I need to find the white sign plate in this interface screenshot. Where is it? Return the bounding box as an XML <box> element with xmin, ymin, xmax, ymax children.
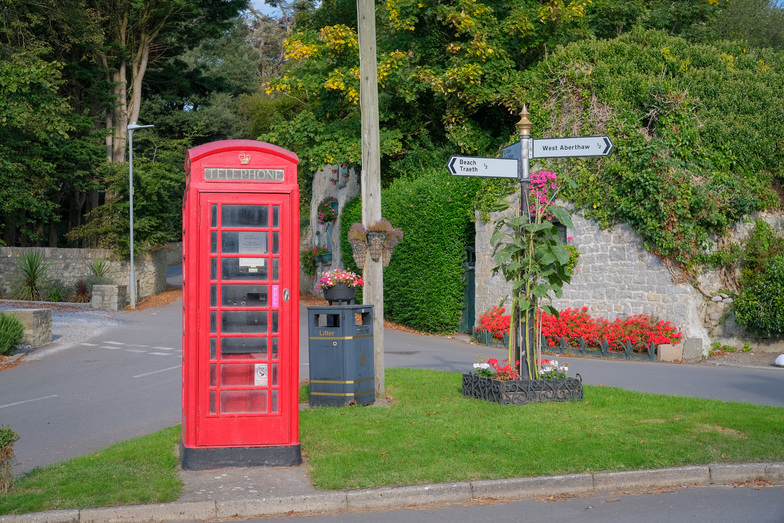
<box><xmin>532</xmin><ymin>136</ymin><xmax>613</xmax><ymax>158</ymax></box>
<box><xmin>254</xmin><ymin>363</ymin><xmax>268</xmax><ymax>386</ymax></box>
<box><xmin>447</xmin><ymin>156</ymin><xmax>519</xmax><ymax>179</ymax></box>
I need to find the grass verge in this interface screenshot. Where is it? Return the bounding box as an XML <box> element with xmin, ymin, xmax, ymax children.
<box><xmin>300</xmin><ymin>368</ymin><xmax>784</xmax><ymax>490</ymax></box>
<box><xmin>0</xmin><ymin>426</ymin><xmax>182</xmax><ymax>515</ymax></box>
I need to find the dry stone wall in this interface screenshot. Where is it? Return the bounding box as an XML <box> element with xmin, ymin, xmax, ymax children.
<box><xmin>0</xmin><ymin>243</ymin><xmax>181</xmax><ymax>302</ymax></box>
<box><xmin>475</xmin><ymin>194</ymin><xmax>711</xmax><ymax>354</ymax></box>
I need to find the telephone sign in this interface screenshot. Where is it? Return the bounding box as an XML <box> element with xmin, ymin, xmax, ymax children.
<box><xmin>181</xmin><ymin>140</ymin><xmax>301</xmax><ymax>469</ymax></box>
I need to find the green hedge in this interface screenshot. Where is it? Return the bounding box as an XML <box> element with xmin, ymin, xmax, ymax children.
<box><xmin>734</xmin><ymin>255</ymin><xmax>784</xmax><ymax>337</ymax></box>
<box><xmin>340</xmin><ymin>168</ymin><xmax>480</xmax><ymax>333</ymax></box>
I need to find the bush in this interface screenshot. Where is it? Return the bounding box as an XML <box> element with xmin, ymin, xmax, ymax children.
<box><xmin>734</xmin><ymin>255</ymin><xmax>784</xmax><ymax>337</ymax></box>
<box><xmin>339</xmin><ymin>167</ymin><xmax>480</xmax><ymax>333</ymax></box>
<box><xmin>0</xmin><ymin>312</ymin><xmax>24</xmax><ymax>356</ymax></box>
<box><xmin>0</xmin><ymin>426</ymin><xmax>19</xmax><ymax>494</ymax></box>
<box><xmin>381</xmin><ymin>167</ymin><xmax>480</xmax><ymax>333</ymax></box>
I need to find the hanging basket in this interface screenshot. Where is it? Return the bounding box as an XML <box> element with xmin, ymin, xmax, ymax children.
<box><xmin>349</xmin><ymin>239</ymin><xmax>367</xmax><ymax>269</ymax></box>
<box><xmin>366</xmin><ymin>231</ymin><xmax>386</xmax><ymax>262</ymax></box>
<box><xmin>382</xmin><ymin>248</ymin><xmax>392</xmax><ymax>267</ymax></box>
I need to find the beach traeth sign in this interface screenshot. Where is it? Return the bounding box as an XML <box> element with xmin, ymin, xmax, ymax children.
<box><xmin>446</xmin><ymin>155</ymin><xmax>519</xmax><ymax>179</ymax></box>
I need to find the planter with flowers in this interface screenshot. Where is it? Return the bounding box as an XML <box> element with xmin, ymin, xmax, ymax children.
<box><xmin>317</xmin><ymin>197</ymin><xmax>338</xmax><ymax>225</ymax></box>
<box><xmin>474</xmin><ymin>305</ymin><xmax>510</xmax><ymax>347</ymax></box>
<box><xmin>315</xmin><ymin>268</ymin><xmax>364</xmax><ymax>305</ymax></box>
<box><xmin>301</xmin><ymin>245</ymin><xmax>329</xmax><ymax>278</ymax></box>
<box><xmin>462</xmin><ymin>357</ymin><xmax>582</xmax><ymax>406</ymax></box>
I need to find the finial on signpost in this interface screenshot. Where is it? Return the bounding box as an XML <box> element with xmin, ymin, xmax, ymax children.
<box><xmin>516</xmin><ymin>105</ymin><xmax>532</xmax><ymax>138</ymax></box>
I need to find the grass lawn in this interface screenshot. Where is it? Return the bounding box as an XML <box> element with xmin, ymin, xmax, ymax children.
<box><xmin>0</xmin><ymin>426</ymin><xmax>182</xmax><ymax>515</ymax></box>
<box><xmin>300</xmin><ymin>368</ymin><xmax>784</xmax><ymax>489</ymax></box>
<box><xmin>1</xmin><ymin>368</ymin><xmax>782</xmax><ymax>515</ymax></box>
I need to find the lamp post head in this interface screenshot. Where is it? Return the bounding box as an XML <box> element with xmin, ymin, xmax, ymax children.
<box><xmin>128</xmin><ymin>122</ymin><xmax>155</xmax><ymax>131</ymax></box>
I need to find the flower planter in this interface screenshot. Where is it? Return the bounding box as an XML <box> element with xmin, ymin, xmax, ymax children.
<box><xmin>322</xmin><ymin>282</ymin><xmax>356</xmax><ymax>305</ymax></box>
<box><xmin>462</xmin><ymin>372</ymin><xmax>583</xmax><ymax>405</ymax></box>
<box><xmin>320</xmin><ymin>252</ymin><xmax>332</xmax><ymax>264</ymax></box>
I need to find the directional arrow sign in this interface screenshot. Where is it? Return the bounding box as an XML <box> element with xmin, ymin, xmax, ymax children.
<box><xmin>447</xmin><ymin>156</ymin><xmax>519</xmax><ymax>179</ymax></box>
<box><xmin>501</xmin><ymin>142</ymin><xmax>522</xmax><ymax>160</ymax></box>
<box><xmin>532</xmin><ymin>136</ymin><xmax>613</xmax><ymax>158</ymax></box>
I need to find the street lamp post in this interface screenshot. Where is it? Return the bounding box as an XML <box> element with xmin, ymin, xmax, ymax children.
<box><xmin>127</xmin><ymin>122</ymin><xmax>154</xmax><ymax>309</ymax></box>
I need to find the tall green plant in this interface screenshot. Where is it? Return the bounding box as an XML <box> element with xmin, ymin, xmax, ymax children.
<box><xmin>491</xmin><ymin>172</ymin><xmax>574</xmax><ymax>379</ymax></box>
<box><xmin>11</xmin><ymin>250</ymin><xmax>51</xmax><ymax>301</ymax></box>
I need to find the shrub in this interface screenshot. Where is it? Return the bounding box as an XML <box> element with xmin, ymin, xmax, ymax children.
<box><xmin>339</xmin><ymin>166</ymin><xmax>480</xmax><ymax>333</ymax></box>
<box><xmin>734</xmin><ymin>255</ymin><xmax>784</xmax><ymax>337</ymax></box>
<box><xmin>0</xmin><ymin>312</ymin><xmax>25</xmax><ymax>356</ymax></box>
<box><xmin>0</xmin><ymin>426</ymin><xmax>19</xmax><ymax>494</ymax></box>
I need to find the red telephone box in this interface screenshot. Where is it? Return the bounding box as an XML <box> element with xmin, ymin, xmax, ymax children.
<box><xmin>181</xmin><ymin>140</ymin><xmax>300</xmax><ymax>469</ymax></box>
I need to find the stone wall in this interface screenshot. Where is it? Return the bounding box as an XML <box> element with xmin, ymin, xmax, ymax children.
<box><xmin>0</xmin><ymin>243</ymin><xmax>182</xmax><ymax>302</ymax></box>
<box><xmin>300</xmin><ymin>165</ymin><xmax>361</xmax><ymax>293</ymax></box>
<box><xmin>475</xmin><ymin>193</ymin><xmax>711</xmax><ymax>354</ymax></box>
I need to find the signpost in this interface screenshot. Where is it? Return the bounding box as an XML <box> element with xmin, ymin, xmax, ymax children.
<box><xmin>448</xmin><ymin>106</ymin><xmax>616</xmax><ymax>380</ymax></box>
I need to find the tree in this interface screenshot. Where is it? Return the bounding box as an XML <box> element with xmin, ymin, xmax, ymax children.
<box><xmin>94</xmin><ymin>0</ymin><xmax>249</xmax><ymax>164</ymax></box>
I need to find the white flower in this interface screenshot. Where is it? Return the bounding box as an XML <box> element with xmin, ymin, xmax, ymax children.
<box><xmin>473</xmin><ymin>363</ymin><xmax>490</xmax><ymax>370</ymax></box>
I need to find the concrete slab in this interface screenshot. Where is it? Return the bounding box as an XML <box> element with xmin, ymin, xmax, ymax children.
<box><xmin>346</xmin><ymin>483</ymin><xmax>472</xmax><ymax>511</ymax></box>
<box><xmin>215</xmin><ymin>493</ymin><xmax>347</xmax><ymax>519</ymax></box>
<box><xmin>0</xmin><ymin>511</ymin><xmax>78</xmax><ymax>523</ymax></box>
<box><xmin>471</xmin><ymin>474</ymin><xmax>594</xmax><ymax>500</ymax></box>
<box><xmin>594</xmin><ymin>466</ymin><xmax>710</xmax><ymax>492</ymax></box>
<box><xmin>710</xmin><ymin>462</ymin><xmax>769</xmax><ymax>484</ymax></box>
<box><xmin>79</xmin><ymin>502</ymin><xmax>214</xmax><ymax>523</ymax></box>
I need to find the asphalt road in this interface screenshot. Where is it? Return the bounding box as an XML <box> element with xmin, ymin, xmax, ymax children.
<box><xmin>2</xmin><ymin>291</ymin><xmax>783</xmax><ymax>476</ymax></box>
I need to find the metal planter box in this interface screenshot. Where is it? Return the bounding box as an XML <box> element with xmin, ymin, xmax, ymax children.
<box><xmin>462</xmin><ymin>373</ymin><xmax>583</xmax><ymax>405</ymax></box>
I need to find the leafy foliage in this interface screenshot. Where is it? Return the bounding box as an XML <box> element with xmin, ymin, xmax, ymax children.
<box><xmin>518</xmin><ymin>28</ymin><xmax>784</xmax><ymax>268</ymax></box>
<box><xmin>0</xmin><ymin>314</ymin><xmax>25</xmax><ymax>356</ymax></box>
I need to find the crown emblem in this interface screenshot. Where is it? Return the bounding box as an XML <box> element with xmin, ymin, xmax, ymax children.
<box><xmin>238</xmin><ymin>153</ymin><xmax>251</xmax><ymax>165</ymax></box>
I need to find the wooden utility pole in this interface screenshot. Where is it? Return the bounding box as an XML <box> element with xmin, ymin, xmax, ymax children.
<box><xmin>357</xmin><ymin>0</ymin><xmax>385</xmax><ymax>395</ymax></box>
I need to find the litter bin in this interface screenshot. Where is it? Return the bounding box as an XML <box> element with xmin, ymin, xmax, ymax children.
<box><xmin>307</xmin><ymin>305</ymin><xmax>374</xmax><ymax>407</ymax></box>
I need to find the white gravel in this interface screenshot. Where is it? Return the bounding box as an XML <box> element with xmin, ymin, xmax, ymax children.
<box><xmin>0</xmin><ymin>301</ymin><xmax>127</xmax><ymax>360</ymax></box>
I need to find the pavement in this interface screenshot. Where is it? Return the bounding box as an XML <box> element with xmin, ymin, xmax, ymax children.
<box><xmin>1</xmin><ymin>291</ymin><xmax>783</xmax><ymax>522</ymax></box>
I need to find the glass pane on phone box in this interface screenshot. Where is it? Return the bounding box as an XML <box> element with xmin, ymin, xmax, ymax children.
<box><xmin>222</xmin><ymin>258</ymin><xmax>268</xmax><ymax>280</ymax></box>
<box><xmin>221</xmin><ymin>337</ymin><xmax>268</xmax><ymax>358</ymax></box>
<box><xmin>221</xmin><ymin>390</ymin><xmax>268</xmax><ymax>413</ymax></box>
<box><xmin>221</xmin><ymin>310</ymin><xmax>268</xmax><ymax>333</ymax></box>
<box><xmin>222</xmin><ymin>205</ymin><xmax>269</xmax><ymax>227</ymax></box>
<box><xmin>222</xmin><ymin>231</ymin><xmax>268</xmax><ymax>254</ymax></box>
<box><xmin>220</xmin><ymin>364</ymin><xmax>255</xmax><ymax>386</ymax></box>
<box><xmin>222</xmin><ymin>285</ymin><xmax>268</xmax><ymax>307</ymax></box>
